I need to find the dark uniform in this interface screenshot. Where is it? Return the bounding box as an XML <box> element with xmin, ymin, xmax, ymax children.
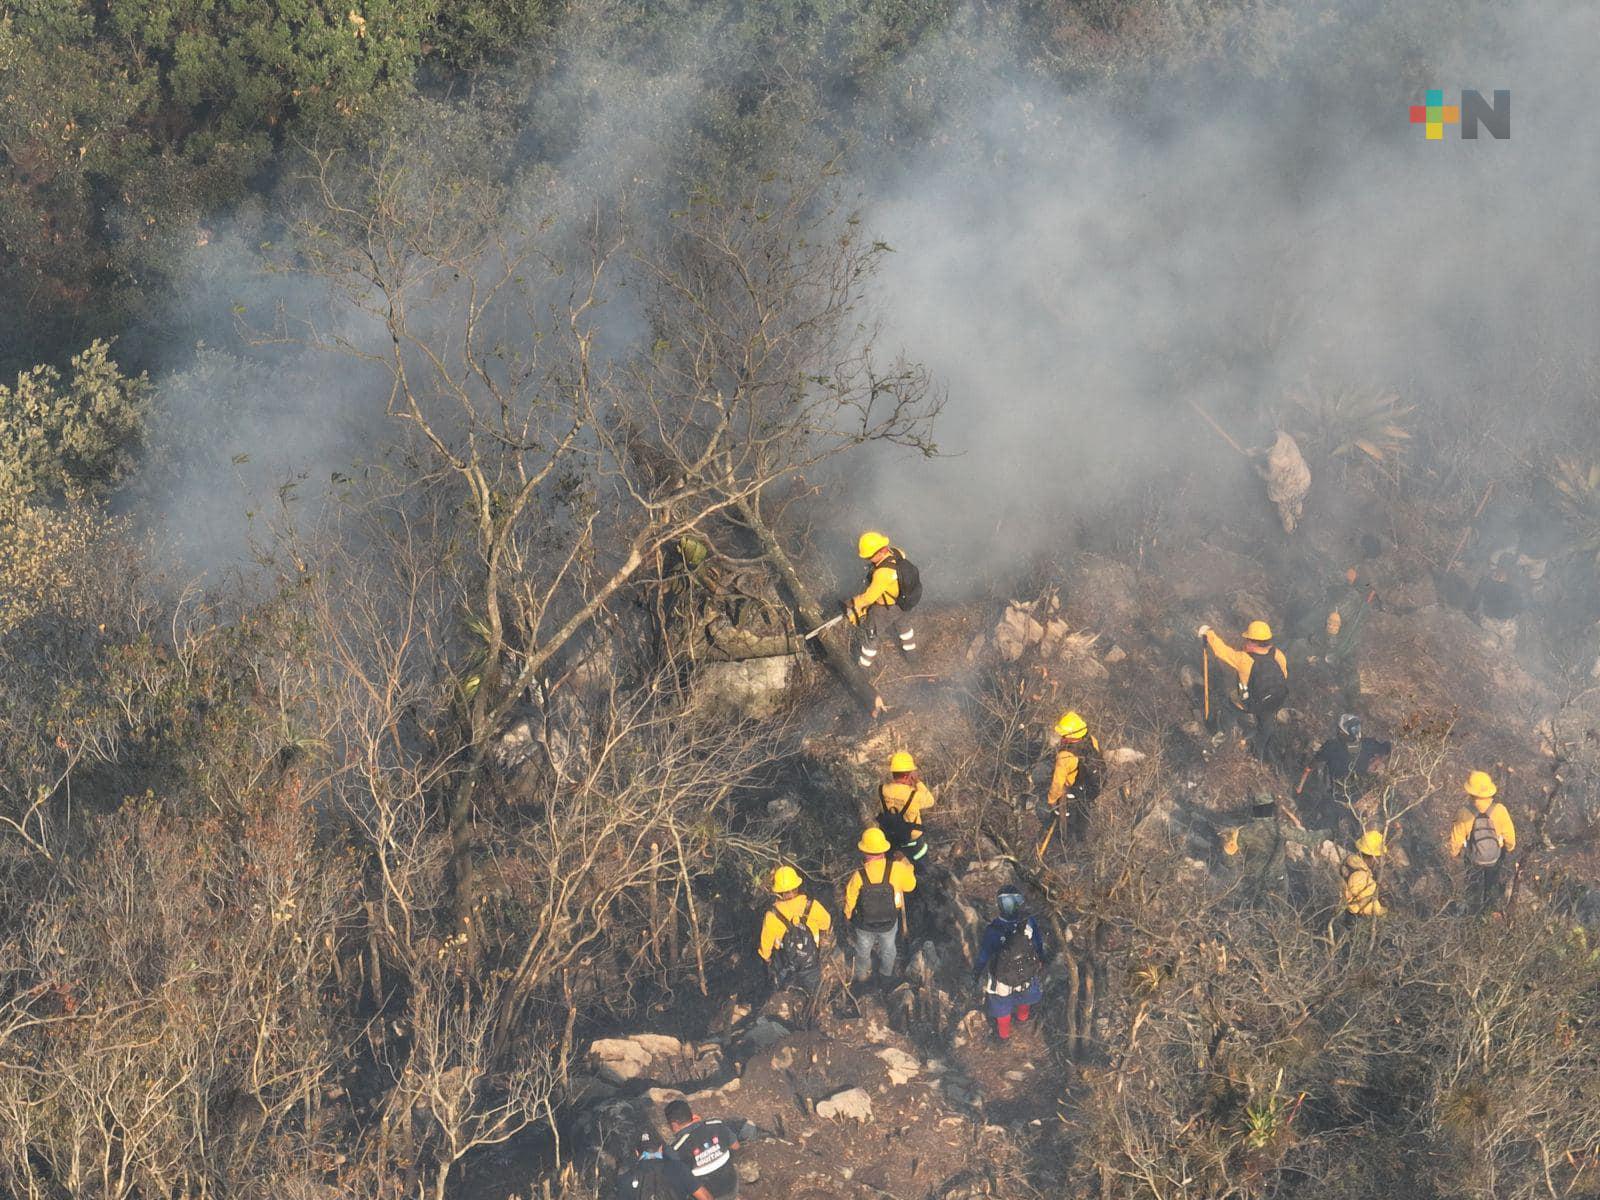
<box><xmin>1223</xmin><ymin>798</ymin><xmax>1327</xmax><ymax>905</ymax></box>
<box><xmin>1309</xmin><ymin>735</ymin><xmax>1391</xmax><ymax>834</ymax></box>
<box><xmin>669</xmin><ymin>1117</ymin><xmax>743</xmax><ymax>1199</ymax></box>
<box><xmin>616</xmin><ymin>1151</ymin><xmax>705</xmax><ymax>1200</ymax></box>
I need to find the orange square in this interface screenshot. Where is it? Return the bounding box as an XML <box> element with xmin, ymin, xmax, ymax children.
<box><xmin>1441</xmin><ymin>105</ymin><xmax>1460</xmax><ymax>123</ymax></box>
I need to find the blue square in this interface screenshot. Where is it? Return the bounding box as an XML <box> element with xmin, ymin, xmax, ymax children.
<box><xmin>1425</xmin><ymin>88</ymin><xmax>1443</xmax><ymax>105</ymax></box>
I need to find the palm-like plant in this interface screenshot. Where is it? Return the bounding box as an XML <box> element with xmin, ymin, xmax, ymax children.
<box><xmin>1288</xmin><ymin>383</ymin><xmax>1414</xmax><ymax>463</ymax></box>
<box><xmin>1546</xmin><ymin>458</ymin><xmax>1600</xmax><ymax>562</ymax></box>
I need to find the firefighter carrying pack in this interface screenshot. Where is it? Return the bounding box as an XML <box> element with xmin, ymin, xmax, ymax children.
<box><xmin>853</xmin><ymin>859</ymin><xmax>900</xmax><ymax>930</ymax></box>
<box><xmin>991</xmin><ymin>921</ymin><xmax>1037</xmax><ymax>989</ymax></box>
<box><xmin>771</xmin><ymin>900</ymin><xmax>819</xmax><ymax>979</ymax></box>
<box><xmin>1243</xmin><ymin>650</ymin><xmax>1287</xmax><ymax>714</ymax></box>
<box><xmin>1467</xmin><ymin>811</ymin><xmax>1503</xmax><ymax>867</ymax></box>
<box><xmin>885</xmin><ymin>549</ymin><xmax>921</xmax><ymax>611</ymax></box>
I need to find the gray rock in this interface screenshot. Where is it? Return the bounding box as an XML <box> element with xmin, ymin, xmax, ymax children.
<box><xmin>765</xmin><ymin>795</ymin><xmax>802</xmax><ymax>823</ymax></box>
<box><xmin>815</xmin><ymin>1087</ymin><xmax>873</xmax><ymax>1123</ymax></box>
<box><xmin>696</xmin><ymin>657</ymin><xmax>795</xmax><ymax>720</ymax></box>
<box><xmin>874</xmin><ymin>1046</ymin><xmax>920</xmax><ymax>1086</ymax></box>
<box><xmin>740</xmin><ymin>1016</ymin><xmax>791</xmax><ymax>1049</ymax></box>
<box><xmin>586</xmin><ymin>1034</ymin><xmax>722</xmax><ymax>1087</ymax></box>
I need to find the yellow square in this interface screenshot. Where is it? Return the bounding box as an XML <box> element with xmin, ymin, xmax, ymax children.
<box><xmin>1426</xmin><ymin>122</ymin><xmax>1443</xmax><ymax>139</ymax></box>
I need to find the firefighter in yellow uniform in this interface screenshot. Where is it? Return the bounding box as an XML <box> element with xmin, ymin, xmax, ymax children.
<box><xmin>878</xmin><ymin>751</ymin><xmax>935</xmax><ymax>863</ymax></box>
<box><xmin>1341</xmin><ymin>829</ymin><xmax>1388</xmax><ymax>926</ymax></box>
<box><xmin>1448</xmin><ymin>770</ymin><xmax>1517</xmax><ymax>915</ymax></box>
<box><xmin>758</xmin><ymin>865</ymin><xmax>832</xmax><ymax>991</ymax></box>
<box><xmin>847</xmin><ymin>531</ymin><xmax>916</xmax><ymax>669</ymax></box>
<box><xmin>843</xmin><ymin>827</ymin><xmax>917</xmax><ymax>986</ymax></box>
<box><xmin>1199</xmin><ymin>620</ymin><xmax>1289</xmax><ymax>763</ymax></box>
<box><xmin>1040</xmin><ymin>710</ymin><xmax>1103</xmax><ymax>850</ymax></box>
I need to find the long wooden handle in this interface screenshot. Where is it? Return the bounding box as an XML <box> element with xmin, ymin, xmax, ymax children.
<box><xmin>1202</xmin><ymin>643</ymin><xmax>1211</xmax><ymax>721</ymax></box>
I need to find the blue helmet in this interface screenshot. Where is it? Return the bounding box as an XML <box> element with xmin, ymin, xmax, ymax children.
<box><xmin>997</xmin><ymin>886</ymin><xmax>1024</xmax><ymax>919</ymax></box>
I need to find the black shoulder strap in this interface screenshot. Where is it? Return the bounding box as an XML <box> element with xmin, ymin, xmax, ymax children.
<box><xmin>770</xmin><ymin>904</ymin><xmax>793</xmax><ymax>931</ymax></box>
<box><xmin>800</xmin><ymin>898</ymin><xmax>814</xmax><ymax>926</ymax></box>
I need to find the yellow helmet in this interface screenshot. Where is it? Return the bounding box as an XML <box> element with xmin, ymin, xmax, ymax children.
<box><xmin>1464</xmin><ymin>770</ymin><xmax>1497</xmax><ymax>799</ymax></box>
<box><xmin>858</xmin><ymin>827</ymin><xmax>891</xmax><ymax>854</ymax></box>
<box><xmin>771</xmin><ymin>865</ymin><xmax>802</xmax><ymax>893</ymax></box>
<box><xmin>1242</xmin><ymin>620</ymin><xmax>1273</xmax><ymax>642</ymax></box>
<box><xmin>1054</xmin><ymin>710</ymin><xmax>1088</xmax><ymax>739</ymax></box>
<box><xmin>1355</xmin><ymin>830</ymin><xmax>1386</xmax><ymax>857</ymax></box>
<box><xmin>889</xmin><ymin>751</ymin><xmax>916</xmax><ymax>774</ymax></box>
<box><xmin>857</xmin><ymin>531</ymin><xmax>890</xmax><ymax>559</ymax></box>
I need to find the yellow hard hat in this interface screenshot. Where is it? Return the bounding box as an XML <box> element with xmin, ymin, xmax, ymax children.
<box><xmin>889</xmin><ymin>751</ymin><xmax>916</xmax><ymax>774</ymax></box>
<box><xmin>857</xmin><ymin>531</ymin><xmax>890</xmax><ymax>559</ymax></box>
<box><xmin>858</xmin><ymin>827</ymin><xmax>891</xmax><ymax>854</ymax></box>
<box><xmin>771</xmin><ymin>865</ymin><xmax>802</xmax><ymax>893</ymax></box>
<box><xmin>1355</xmin><ymin>830</ymin><xmax>1386</xmax><ymax>857</ymax></box>
<box><xmin>1464</xmin><ymin>770</ymin><xmax>1497</xmax><ymax>799</ymax></box>
<box><xmin>1242</xmin><ymin>620</ymin><xmax>1273</xmax><ymax>642</ymax></box>
<box><xmin>1055</xmin><ymin>710</ymin><xmax>1088</xmax><ymax>739</ymax></box>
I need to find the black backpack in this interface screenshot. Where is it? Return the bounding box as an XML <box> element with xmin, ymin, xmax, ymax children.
<box><xmin>1244</xmin><ymin>650</ymin><xmax>1287</xmax><ymax>714</ymax></box>
<box><xmin>853</xmin><ymin>860</ymin><xmax>901</xmax><ymax>930</ymax></box>
<box><xmin>1467</xmin><ymin>811</ymin><xmax>1503</xmax><ymax>866</ymax></box>
<box><xmin>622</xmin><ymin>1158</ymin><xmax>675</xmax><ymax>1200</ymax></box>
<box><xmin>886</xmin><ymin>550</ymin><xmax>922</xmax><ymax>611</ymax></box>
<box><xmin>1068</xmin><ymin>739</ymin><xmax>1105</xmax><ymax>804</ymax></box>
<box><xmin>991</xmin><ymin>920</ymin><xmax>1037</xmax><ymax>989</ymax></box>
<box><xmin>772</xmin><ymin>901</ymin><xmax>820</xmax><ymax>978</ymax></box>
<box><xmin>878</xmin><ymin>787</ymin><xmax>922</xmax><ymax>849</ymax></box>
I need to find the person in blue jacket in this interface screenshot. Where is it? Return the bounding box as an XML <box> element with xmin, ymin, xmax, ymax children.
<box><xmin>973</xmin><ymin>886</ymin><xmax>1047</xmax><ymax>1040</ymax></box>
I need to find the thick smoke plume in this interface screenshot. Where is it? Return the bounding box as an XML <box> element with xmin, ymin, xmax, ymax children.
<box><xmin>854</xmin><ymin>0</ymin><xmax>1598</xmax><ymax>589</ymax></box>
<box><xmin>136</xmin><ymin>0</ymin><xmax>1598</xmax><ymax>592</ymax></box>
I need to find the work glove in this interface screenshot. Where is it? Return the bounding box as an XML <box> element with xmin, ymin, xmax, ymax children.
<box><xmin>842</xmin><ymin>598</ymin><xmax>858</xmax><ymax>626</ymax></box>
<box><xmin>1197</xmin><ymin>624</ymin><xmax>1213</xmax><ymax>638</ymax></box>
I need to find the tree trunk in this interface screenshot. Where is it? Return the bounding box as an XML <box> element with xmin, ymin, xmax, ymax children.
<box><xmin>733</xmin><ymin>498</ymin><xmax>883</xmax><ymax>714</ymax></box>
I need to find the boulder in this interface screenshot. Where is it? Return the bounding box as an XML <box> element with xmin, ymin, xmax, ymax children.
<box><xmin>815</xmin><ymin>1087</ymin><xmax>873</xmax><ymax>1123</ymax></box>
<box><xmin>765</xmin><ymin>795</ymin><xmax>802</xmax><ymax>823</ymax></box>
<box><xmin>1072</xmin><ymin>558</ymin><xmax>1139</xmax><ymax>629</ymax></box>
<box><xmin>696</xmin><ymin>656</ymin><xmax>795</xmax><ymax>720</ymax></box>
<box><xmin>875</xmin><ymin>1047</ymin><xmax>920</xmax><ymax>1086</ymax></box>
<box><xmin>993</xmin><ymin>605</ymin><xmax>1045</xmax><ymax>662</ymax></box>
<box><xmin>740</xmin><ymin>1016</ymin><xmax>791</xmax><ymax>1049</ymax></box>
<box><xmin>1106</xmin><ymin>747</ymin><xmax>1146</xmax><ymax>767</ymax></box>
<box><xmin>587</xmin><ymin>1034</ymin><xmax>722</xmax><ymax>1087</ymax></box>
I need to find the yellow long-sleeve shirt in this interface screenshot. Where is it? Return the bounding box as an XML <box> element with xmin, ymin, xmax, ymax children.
<box><xmin>1203</xmin><ymin>631</ymin><xmax>1288</xmax><ymax>702</ymax></box>
<box><xmin>1341</xmin><ymin>853</ymin><xmax>1386</xmax><ymax>917</ymax></box>
<box><xmin>1449</xmin><ymin>802</ymin><xmax>1516</xmax><ymax>858</ymax></box>
<box><xmin>842</xmin><ymin>854</ymin><xmax>916</xmax><ymax>919</ymax></box>
<box><xmin>880</xmin><ymin>779</ymin><xmax>934</xmax><ymax>839</ymax></box>
<box><xmin>757</xmin><ymin>893</ymin><xmax>833</xmax><ymax>961</ymax></box>
<box><xmin>850</xmin><ymin>561</ymin><xmax>900</xmax><ymax>618</ymax></box>
<box><xmin>1047</xmin><ymin>734</ymin><xmax>1101</xmax><ymax>808</ymax></box>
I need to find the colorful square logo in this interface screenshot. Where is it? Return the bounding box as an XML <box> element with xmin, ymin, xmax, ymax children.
<box><xmin>1410</xmin><ymin>89</ymin><xmax>1460</xmax><ymax>140</ymax></box>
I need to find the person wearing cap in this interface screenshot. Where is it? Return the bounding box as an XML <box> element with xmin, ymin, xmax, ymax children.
<box><xmin>1198</xmin><ymin>619</ymin><xmax>1289</xmax><ymax>763</ymax></box>
<box><xmin>665</xmin><ymin>1099</ymin><xmax>747</xmax><ymax>1200</ymax></box>
<box><xmin>1340</xmin><ymin>830</ymin><xmax>1388</xmax><ymax>925</ymax></box>
<box><xmin>973</xmin><ymin>886</ymin><xmax>1048</xmax><ymax>1041</ymax></box>
<box><xmin>878</xmin><ymin>751</ymin><xmax>935</xmax><ymax>863</ymax></box>
<box><xmin>757</xmin><ymin>865</ymin><xmax>832</xmax><ymax>992</ymax></box>
<box><xmin>1221</xmin><ymin>792</ymin><xmax>1329</xmax><ymax>905</ymax></box>
<box><xmin>842</xmin><ymin>827</ymin><xmax>917</xmax><ymax>987</ymax></box>
<box><xmin>1041</xmin><ymin>709</ymin><xmax>1103</xmax><ymax>847</ymax></box>
<box><xmin>615</xmin><ymin>1131</ymin><xmax>714</xmax><ymax>1200</ymax></box>
<box><xmin>1449</xmin><ymin>770</ymin><xmax>1518</xmax><ymax>914</ymax></box>
<box><xmin>1297</xmin><ymin>714</ymin><xmax>1392</xmax><ymax>835</ymax></box>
